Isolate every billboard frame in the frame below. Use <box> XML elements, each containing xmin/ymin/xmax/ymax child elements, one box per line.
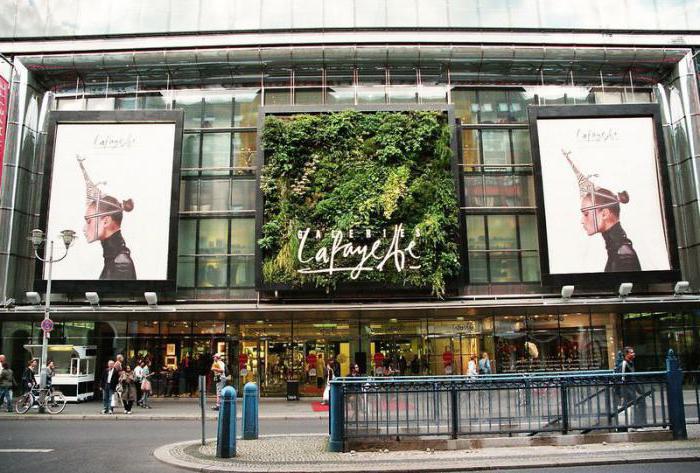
<box><xmin>528</xmin><ymin>103</ymin><xmax>680</xmax><ymax>286</ymax></box>
<box><xmin>254</xmin><ymin>104</ymin><xmax>465</xmax><ymax>294</ymax></box>
<box><xmin>36</xmin><ymin>110</ymin><xmax>184</xmax><ymax>294</ymax></box>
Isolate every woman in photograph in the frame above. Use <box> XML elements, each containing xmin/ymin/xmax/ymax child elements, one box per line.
<box><xmin>566</xmin><ymin>151</ymin><xmax>641</xmax><ymax>273</ymax></box>
<box><xmin>79</xmin><ymin>157</ymin><xmax>137</xmax><ymax>280</ymax></box>
<box><xmin>579</xmin><ymin>188</ymin><xmax>641</xmax><ymax>272</ymax></box>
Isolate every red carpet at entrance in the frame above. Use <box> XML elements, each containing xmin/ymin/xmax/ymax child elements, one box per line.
<box><xmin>311</xmin><ymin>401</ymin><xmax>330</xmax><ymax>412</ymax></box>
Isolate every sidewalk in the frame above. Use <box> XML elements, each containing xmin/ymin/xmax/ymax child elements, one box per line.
<box><xmin>154</xmin><ymin>426</ymin><xmax>700</xmax><ymax>473</ymax></box>
<box><xmin>0</xmin><ymin>396</ymin><xmax>327</xmax><ymax>420</ymax></box>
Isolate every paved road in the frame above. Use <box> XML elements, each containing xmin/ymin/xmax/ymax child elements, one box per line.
<box><xmin>465</xmin><ymin>464</ymin><xmax>700</xmax><ymax>473</ymax></box>
<box><xmin>1</xmin><ymin>419</ymin><xmax>697</xmax><ymax>473</ymax></box>
<box><xmin>0</xmin><ymin>419</ymin><xmax>327</xmax><ymax>473</ymax></box>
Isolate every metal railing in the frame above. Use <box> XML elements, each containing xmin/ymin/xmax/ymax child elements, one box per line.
<box><xmin>327</xmin><ymin>351</ymin><xmax>690</xmax><ymax>452</ymax></box>
<box><xmin>686</xmin><ymin>370</ymin><xmax>700</xmax><ymax>425</ymax></box>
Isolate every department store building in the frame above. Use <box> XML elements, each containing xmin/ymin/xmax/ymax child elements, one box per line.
<box><xmin>0</xmin><ymin>1</ymin><xmax>699</xmax><ymax>396</ymax></box>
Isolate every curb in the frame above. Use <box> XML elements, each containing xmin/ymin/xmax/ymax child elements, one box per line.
<box><xmin>0</xmin><ymin>414</ymin><xmax>326</xmax><ymax>421</ymax></box>
<box><xmin>152</xmin><ymin>436</ymin><xmax>700</xmax><ymax>473</ymax></box>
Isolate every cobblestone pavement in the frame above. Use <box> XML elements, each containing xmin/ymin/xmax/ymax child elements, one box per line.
<box><xmin>154</xmin><ymin>432</ymin><xmax>700</xmax><ymax>473</ymax></box>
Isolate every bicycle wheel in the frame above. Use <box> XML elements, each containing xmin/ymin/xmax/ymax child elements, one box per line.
<box><xmin>15</xmin><ymin>393</ymin><xmax>34</xmax><ymax>414</ymax></box>
<box><xmin>45</xmin><ymin>391</ymin><xmax>66</xmax><ymax>414</ymax></box>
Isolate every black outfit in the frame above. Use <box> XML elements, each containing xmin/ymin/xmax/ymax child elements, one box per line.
<box><xmin>101</xmin><ymin>368</ymin><xmax>120</xmax><ymax>392</ymax></box>
<box><xmin>99</xmin><ymin>230</ymin><xmax>136</xmax><ymax>280</ymax></box>
<box><xmin>602</xmin><ymin>222</ymin><xmax>641</xmax><ymax>272</ymax></box>
<box><xmin>21</xmin><ymin>367</ymin><xmax>36</xmax><ymax>393</ymax></box>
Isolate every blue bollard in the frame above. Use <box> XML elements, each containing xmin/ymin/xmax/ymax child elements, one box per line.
<box><xmin>216</xmin><ymin>386</ymin><xmax>237</xmax><ymax>458</ymax></box>
<box><xmin>242</xmin><ymin>382</ymin><xmax>259</xmax><ymax>440</ymax></box>
<box><xmin>328</xmin><ymin>380</ymin><xmax>344</xmax><ymax>452</ymax></box>
<box><xmin>666</xmin><ymin>349</ymin><xmax>688</xmax><ymax>440</ymax></box>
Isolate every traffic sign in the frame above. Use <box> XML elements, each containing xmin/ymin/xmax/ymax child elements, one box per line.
<box><xmin>40</xmin><ymin>318</ymin><xmax>54</xmax><ymax>333</ymax></box>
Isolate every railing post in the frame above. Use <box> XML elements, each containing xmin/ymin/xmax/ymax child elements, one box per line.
<box><xmin>450</xmin><ymin>384</ymin><xmax>458</xmax><ymax>440</ymax></box>
<box><xmin>242</xmin><ymin>382</ymin><xmax>259</xmax><ymax>440</ymax></box>
<box><xmin>560</xmin><ymin>382</ymin><xmax>569</xmax><ymax>435</ymax></box>
<box><xmin>666</xmin><ymin>349</ymin><xmax>688</xmax><ymax>440</ymax></box>
<box><xmin>328</xmin><ymin>380</ymin><xmax>345</xmax><ymax>452</ymax></box>
<box><xmin>216</xmin><ymin>386</ymin><xmax>237</xmax><ymax>458</ymax></box>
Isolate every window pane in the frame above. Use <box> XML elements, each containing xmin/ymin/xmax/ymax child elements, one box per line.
<box><xmin>487</xmin><ymin>215</ymin><xmax>517</xmax><ymax>249</ymax></box>
<box><xmin>489</xmin><ymin>252</ymin><xmax>519</xmax><ymax>282</ymax></box>
<box><xmin>175</xmin><ymin>96</ymin><xmax>203</xmax><ymax>129</ymax></box>
<box><xmin>420</xmin><ymin>85</ymin><xmax>448</xmax><ymax>104</ymax></box>
<box><xmin>233</xmin><ymin>91</ymin><xmax>261</xmax><ymax>127</ymax></box>
<box><xmin>479</xmin><ymin>90</ymin><xmax>509</xmax><ymax>124</ymax></box>
<box><xmin>203</xmin><ymin>96</ymin><xmax>232</xmax><ymax>128</ymax></box>
<box><xmin>197</xmin><ymin>256</ymin><xmax>228</xmax><ymax>288</ymax></box>
<box><xmin>181</xmin><ymin>133</ymin><xmax>200</xmax><ymax>175</ymax></box>
<box><xmin>521</xmin><ymin>251</ymin><xmax>540</xmax><ymax>282</ymax></box>
<box><xmin>265</xmin><ymin>90</ymin><xmax>291</xmax><ymax>106</ymax></box>
<box><xmin>510</xmin><ymin>90</ymin><xmax>532</xmax><ymax>122</ymax></box>
<box><xmin>233</xmin><ymin>132</ymin><xmax>256</xmax><ymax>172</ymax></box>
<box><xmin>198</xmin><ymin>219</ymin><xmax>229</xmax><ymax>254</ymax></box>
<box><xmin>177</xmin><ymin>256</ymin><xmax>195</xmax><ymax>288</ymax></box>
<box><xmin>178</xmin><ymin>219</ymin><xmax>197</xmax><ymax>255</ymax></box>
<box><xmin>231</xmin><ymin>180</ymin><xmax>256</xmax><ymax>211</ymax></box>
<box><xmin>200</xmin><ymin>180</ymin><xmax>231</xmax><ymax>211</ymax></box>
<box><xmin>327</xmin><ymin>87</ymin><xmax>355</xmax><ymax>104</ymax></box>
<box><xmin>144</xmin><ymin>95</ymin><xmax>167</xmax><ymax>109</ymax></box>
<box><xmin>357</xmin><ymin>86</ymin><xmax>386</xmax><ymax>104</ymax></box>
<box><xmin>387</xmin><ymin>86</ymin><xmax>417</xmax><ymax>104</ymax></box>
<box><xmin>512</xmin><ymin>130</ymin><xmax>532</xmax><ymax>164</ymax></box>
<box><xmin>230</xmin><ymin>219</ymin><xmax>255</xmax><ymax>254</ymax></box>
<box><xmin>295</xmin><ymin>88</ymin><xmax>324</xmax><ymax>105</ymax></box>
<box><xmin>466</xmin><ymin>215</ymin><xmax>486</xmax><ymax>250</ymax></box>
<box><xmin>180</xmin><ymin>180</ymin><xmax>198</xmax><ymax>211</ymax></box>
<box><xmin>230</xmin><ymin>256</ymin><xmax>254</xmax><ymax>286</ymax></box>
<box><xmin>463</xmin><ymin>175</ymin><xmax>484</xmax><ymax>207</ymax></box>
<box><xmin>519</xmin><ymin>215</ymin><xmax>539</xmax><ymax>250</ymax></box>
<box><xmin>461</xmin><ymin>129</ymin><xmax>480</xmax><ymax>168</ymax></box>
<box><xmin>201</xmin><ymin>133</ymin><xmax>231</xmax><ymax>174</ymax></box>
<box><xmin>115</xmin><ymin>97</ymin><xmax>136</xmax><ymax>110</ymax></box>
<box><xmin>483</xmin><ymin>175</ymin><xmax>535</xmax><ymax>207</ymax></box>
<box><xmin>468</xmin><ymin>252</ymin><xmax>488</xmax><ymax>283</ymax></box>
<box><xmin>452</xmin><ymin>89</ymin><xmax>478</xmax><ymax>124</ymax></box>
<box><xmin>481</xmin><ymin>130</ymin><xmax>511</xmax><ymax>167</ymax></box>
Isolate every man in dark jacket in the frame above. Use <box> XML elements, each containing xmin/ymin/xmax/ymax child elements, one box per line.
<box><xmin>0</xmin><ymin>362</ymin><xmax>15</xmax><ymax>412</ymax></box>
<box><xmin>101</xmin><ymin>360</ymin><xmax>120</xmax><ymax>414</ymax></box>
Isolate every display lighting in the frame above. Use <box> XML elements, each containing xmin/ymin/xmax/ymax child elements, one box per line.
<box><xmin>26</xmin><ymin>291</ymin><xmax>41</xmax><ymax>305</ymax></box>
<box><xmin>144</xmin><ymin>292</ymin><xmax>158</xmax><ymax>306</ymax></box>
<box><xmin>618</xmin><ymin>283</ymin><xmax>633</xmax><ymax>299</ymax></box>
<box><xmin>674</xmin><ymin>281</ymin><xmax>690</xmax><ymax>297</ymax></box>
<box><xmin>85</xmin><ymin>292</ymin><xmax>100</xmax><ymax>306</ymax></box>
<box><xmin>561</xmin><ymin>285</ymin><xmax>575</xmax><ymax>300</ymax></box>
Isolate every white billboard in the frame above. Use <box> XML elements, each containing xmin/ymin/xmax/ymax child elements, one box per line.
<box><xmin>45</xmin><ymin>121</ymin><xmax>177</xmax><ymax>281</ymax></box>
<box><xmin>535</xmin><ymin>114</ymin><xmax>671</xmax><ymax>276</ymax></box>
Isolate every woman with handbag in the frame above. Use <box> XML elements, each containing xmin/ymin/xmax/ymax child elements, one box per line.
<box><xmin>139</xmin><ymin>360</ymin><xmax>153</xmax><ymax>409</ymax></box>
<box><xmin>119</xmin><ymin>365</ymin><xmax>137</xmax><ymax>414</ymax></box>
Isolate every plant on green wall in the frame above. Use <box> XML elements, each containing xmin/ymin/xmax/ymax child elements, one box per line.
<box><xmin>259</xmin><ymin>110</ymin><xmax>460</xmax><ymax>296</ymax></box>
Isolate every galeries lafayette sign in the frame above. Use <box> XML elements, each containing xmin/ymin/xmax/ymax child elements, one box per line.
<box><xmin>296</xmin><ymin>224</ymin><xmax>421</xmax><ymax>278</ymax></box>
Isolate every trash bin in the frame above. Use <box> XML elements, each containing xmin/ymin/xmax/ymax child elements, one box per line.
<box><xmin>286</xmin><ymin>380</ymin><xmax>299</xmax><ymax>401</ymax></box>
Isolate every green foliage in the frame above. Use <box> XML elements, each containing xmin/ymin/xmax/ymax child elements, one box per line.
<box><xmin>260</xmin><ymin>110</ymin><xmax>460</xmax><ymax>296</ymax></box>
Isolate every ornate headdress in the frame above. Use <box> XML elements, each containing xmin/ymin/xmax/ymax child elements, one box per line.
<box><xmin>77</xmin><ymin>155</ymin><xmax>130</xmax><ymax>218</ymax></box>
<box><xmin>563</xmin><ymin>149</ymin><xmax>627</xmax><ymax>213</ymax></box>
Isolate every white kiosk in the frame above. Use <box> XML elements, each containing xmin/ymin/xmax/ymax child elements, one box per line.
<box><xmin>24</xmin><ymin>344</ymin><xmax>97</xmax><ymax>402</ymax></box>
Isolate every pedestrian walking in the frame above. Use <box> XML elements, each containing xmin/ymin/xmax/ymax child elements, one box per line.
<box><xmin>100</xmin><ymin>360</ymin><xmax>119</xmax><ymax>414</ymax></box>
<box><xmin>478</xmin><ymin>352</ymin><xmax>492</xmax><ymax>375</ymax></box>
<box><xmin>119</xmin><ymin>365</ymin><xmax>137</xmax><ymax>414</ymax></box>
<box><xmin>210</xmin><ymin>354</ymin><xmax>226</xmax><ymax>410</ymax></box>
<box><xmin>321</xmin><ymin>358</ymin><xmax>335</xmax><ymax>405</ymax></box>
<box><xmin>467</xmin><ymin>355</ymin><xmax>478</xmax><ymax>377</ymax></box>
<box><xmin>139</xmin><ymin>360</ymin><xmax>153</xmax><ymax>408</ymax></box>
<box><xmin>620</xmin><ymin>346</ymin><xmax>648</xmax><ymax>429</ymax></box>
<box><xmin>0</xmin><ymin>362</ymin><xmax>15</xmax><ymax>412</ymax></box>
<box><xmin>22</xmin><ymin>359</ymin><xmax>37</xmax><ymax>394</ymax></box>
<box><xmin>134</xmin><ymin>360</ymin><xmax>144</xmax><ymax>406</ymax></box>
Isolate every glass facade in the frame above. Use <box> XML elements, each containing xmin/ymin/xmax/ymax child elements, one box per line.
<box><xmin>52</xmin><ymin>76</ymin><xmax>653</xmax><ymax>295</ymax></box>
<box><xmin>2</xmin><ymin>309</ymin><xmax>696</xmax><ymax>396</ymax></box>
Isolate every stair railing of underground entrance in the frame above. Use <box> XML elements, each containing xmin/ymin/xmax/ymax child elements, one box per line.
<box><xmin>327</xmin><ymin>350</ymin><xmax>688</xmax><ymax>452</ymax></box>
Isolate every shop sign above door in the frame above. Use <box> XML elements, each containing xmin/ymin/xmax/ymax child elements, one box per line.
<box><xmin>296</xmin><ymin>224</ymin><xmax>421</xmax><ymax>278</ymax></box>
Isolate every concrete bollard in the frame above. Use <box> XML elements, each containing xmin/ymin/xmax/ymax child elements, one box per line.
<box><xmin>242</xmin><ymin>381</ymin><xmax>259</xmax><ymax>440</ymax></box>
<box><xmin>216</xmin><ymin>386</ymin><xmax>237</xmax><ymax>458</ymax></box>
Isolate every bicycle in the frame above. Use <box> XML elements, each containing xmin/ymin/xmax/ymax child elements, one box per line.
<box><xmin>15</xmin><ymin>385</ymin><xmax>66</xmax><ymax>414</ymax></box>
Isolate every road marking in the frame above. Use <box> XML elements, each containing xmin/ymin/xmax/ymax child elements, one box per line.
<box><xmin>0</xmin><ymin>449</ymin><xmax>54</xmax><ymax>453</ymax></box>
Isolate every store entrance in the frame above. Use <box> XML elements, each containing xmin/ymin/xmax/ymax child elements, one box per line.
<box><xmin>428</xmin><ymin>335</ymin><xmax>479</xmax><ymax>375</ymax></box>
<box><xmin>369</xmin><ymin>336</ymin><xmax>422</xmax><ymax>376</ymax></box>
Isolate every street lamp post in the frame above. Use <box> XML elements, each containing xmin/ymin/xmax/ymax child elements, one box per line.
<box><xmin>29</xmin><ymin>228</ymin><xmax>76</xmax><ymax>412</ymax></box>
